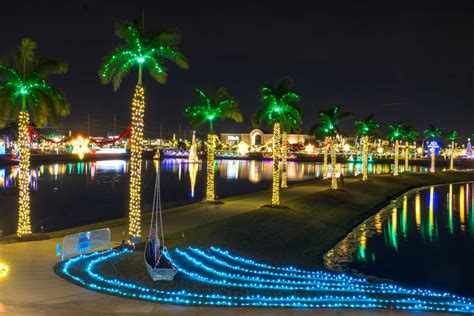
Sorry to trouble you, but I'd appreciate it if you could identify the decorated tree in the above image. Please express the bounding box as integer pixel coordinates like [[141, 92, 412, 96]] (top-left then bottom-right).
[[388, 123, 404, 176], [401, 124, 419, 172], [424, 125, 442, 173], [0, 38, 70, 237], [99, 19, 188, 241], [354, 115, 380, 181], [185, 87, 242, 202], [311, 106, 351, 189], [447, 130, 458, 170], [255, 78, 302, 205]]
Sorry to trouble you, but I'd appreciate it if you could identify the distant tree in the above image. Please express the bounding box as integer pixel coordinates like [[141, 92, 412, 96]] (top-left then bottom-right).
[[401, 124, 419, 172]]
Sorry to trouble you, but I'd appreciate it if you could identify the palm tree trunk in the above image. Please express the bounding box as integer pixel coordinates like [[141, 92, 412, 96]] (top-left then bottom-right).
[[430, 143, 435, 173], [138, 63, 143, 85], [362, 136, 368, 181], [331, 137, 338, 189], [323, 137, 328, 179], [271, 123, 281, 206], [205, 133, 216, 202], [393, 140, 399, 176], [404, 141, 409, 172], [128, 84, 145, 242], [450, 141, 455, 170], [17, 103, 32, 237], [281, 132, 287, 188]]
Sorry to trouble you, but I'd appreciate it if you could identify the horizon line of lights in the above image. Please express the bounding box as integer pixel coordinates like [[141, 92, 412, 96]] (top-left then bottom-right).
[[59, 248, 473, 313]]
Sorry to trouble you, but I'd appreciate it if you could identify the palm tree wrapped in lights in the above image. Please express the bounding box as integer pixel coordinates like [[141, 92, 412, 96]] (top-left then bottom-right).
[[424, 125, 442, 173], [185, 87, 242, 203], [99, 19, 188, 241], [0, 38, 70, 237], [354, 115, 380, 181], [311, 106, 351, 189], [388, 123, 404, 176], [255, 78, 302, 205], [447, 130, 458, 170], [401, 124, 419, 173]]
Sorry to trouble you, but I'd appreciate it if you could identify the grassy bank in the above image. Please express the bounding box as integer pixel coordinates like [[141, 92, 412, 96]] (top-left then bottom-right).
[[166, 171, 474, 268]]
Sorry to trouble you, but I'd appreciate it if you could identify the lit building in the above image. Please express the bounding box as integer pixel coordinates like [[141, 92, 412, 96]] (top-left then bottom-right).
[[221, 129, 309, 148]]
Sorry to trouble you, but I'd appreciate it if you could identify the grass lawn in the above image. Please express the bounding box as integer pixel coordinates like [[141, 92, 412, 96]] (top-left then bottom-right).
[[165, 171, 474, 269]]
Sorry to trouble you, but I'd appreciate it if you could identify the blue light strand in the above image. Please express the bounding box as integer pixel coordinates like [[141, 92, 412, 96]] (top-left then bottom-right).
[[58, 247, 474, 313]]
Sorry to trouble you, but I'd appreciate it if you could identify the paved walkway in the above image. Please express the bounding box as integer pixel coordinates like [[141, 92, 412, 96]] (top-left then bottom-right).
[[0, 179, 459, 315]]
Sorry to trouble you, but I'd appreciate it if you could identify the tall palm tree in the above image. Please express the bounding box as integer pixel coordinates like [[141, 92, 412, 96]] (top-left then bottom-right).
[[99, 19, 188, 242], [354, 115, 380, 181], [255, 78, 302, 206], [424, 125, 442, 173], [447, 130, 458, 170], [311, 106, 352, 189], [401, 125, 419, 173], [185, 87, 242, 202], [0, 38, 69, 237], [388, 123, 404, 176]]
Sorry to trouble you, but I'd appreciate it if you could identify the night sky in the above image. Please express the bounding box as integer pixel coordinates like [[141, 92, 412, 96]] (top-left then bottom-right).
[[2, 1, 474, 139]]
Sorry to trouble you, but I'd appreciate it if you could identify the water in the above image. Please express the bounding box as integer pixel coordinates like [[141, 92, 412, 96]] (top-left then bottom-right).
[[328, 182, 474, 296], [0, 159, 428, 235]]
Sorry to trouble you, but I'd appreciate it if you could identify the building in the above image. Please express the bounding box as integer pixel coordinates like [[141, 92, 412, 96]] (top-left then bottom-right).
[[221, 129, 309, 147]]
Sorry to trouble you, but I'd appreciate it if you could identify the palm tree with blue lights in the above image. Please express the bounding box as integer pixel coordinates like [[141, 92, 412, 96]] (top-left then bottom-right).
[[185, 87, 242, 203], [99, 19, 188, 241], [0, 38, 70, 237], [255, 78, 302, 205]]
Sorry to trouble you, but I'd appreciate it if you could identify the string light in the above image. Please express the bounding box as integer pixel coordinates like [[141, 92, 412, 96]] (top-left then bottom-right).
[[59, 247, 474, 313], [129, 84, 145, 241], [281, 132, 288, 188], [0, 262, 9, 279], [271, 123, 281, 206], [206, 134, 216, 202], [362, 136, 368, 181], [17, 111, 31, 237], [394, 139, 399, 176], [330, 137, 337, 190], [70, 135, 90, 160], [323, 138, 328, 179]]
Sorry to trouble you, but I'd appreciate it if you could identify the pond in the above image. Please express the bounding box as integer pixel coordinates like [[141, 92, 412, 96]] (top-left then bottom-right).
[[325, 182, 474, 296], [0, 159, 428, 236]]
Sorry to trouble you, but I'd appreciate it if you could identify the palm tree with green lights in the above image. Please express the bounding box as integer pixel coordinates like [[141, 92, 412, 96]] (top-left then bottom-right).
[[401, 124, 419, 173], [388, 123, 404, 176], [311, 106, 351, 189], [185, 87, 242, 203], [424, 125, 442, 173], [447, 130, 458, 170], [255, 78, 302, 205], [99, 19, 188, 241], [0, 38, 70, 237], [354, 115, 380, 181]]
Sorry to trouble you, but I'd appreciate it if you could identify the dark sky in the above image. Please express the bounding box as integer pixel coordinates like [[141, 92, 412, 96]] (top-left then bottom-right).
[[2, 1, 474, 139]]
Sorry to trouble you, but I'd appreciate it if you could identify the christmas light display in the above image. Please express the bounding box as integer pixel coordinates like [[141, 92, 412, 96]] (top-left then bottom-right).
[[272, 123, 281, 205], [330, 137, 337, 189], [424, 125, 442, 173], [206, 134, 216, 202], [129, 85, 145, 240], [70, 135, 90, 160], [0, 262, 9, 279], [401, 125, 418, 173], [184, 87, 242, 203], [59, 247, 474, 313], [281, 132, 288, 188], [17, 111, 31, 236], [447, 130, 458, 170], [388, 123, 404, 176], [323, 139, 328, 178], [354, 115, 379, 181]]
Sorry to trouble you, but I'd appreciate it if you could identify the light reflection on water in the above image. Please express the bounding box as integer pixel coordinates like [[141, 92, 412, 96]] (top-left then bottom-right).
[[327, 182, 474, 296], [0, 159, 428, 235]]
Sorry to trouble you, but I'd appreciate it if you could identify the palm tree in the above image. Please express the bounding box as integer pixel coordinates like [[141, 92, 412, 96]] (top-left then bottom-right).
[[388, 123, 404, 176], [185, 87, 242, 202], [0, 38, 69, 237], [447, 130, 458, 170], [255, 78, 302, 205], [354, 115, 380, 181], [401, 125, 419, 173], [99, 19, 188, 242], [424, 125, 442, 173], [311, 106, 352, 189]]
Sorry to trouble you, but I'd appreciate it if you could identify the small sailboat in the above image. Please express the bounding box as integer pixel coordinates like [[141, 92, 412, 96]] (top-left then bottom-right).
[[144, 163, 177, 281], [188, 131, 199, 163]]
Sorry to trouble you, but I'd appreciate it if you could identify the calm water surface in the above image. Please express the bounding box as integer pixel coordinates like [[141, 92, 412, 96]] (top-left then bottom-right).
[[327, 182, 474, 296], [0, 159, 428, 235]]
